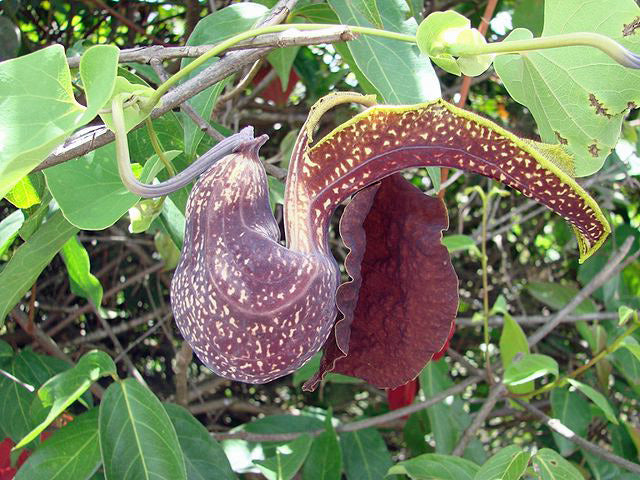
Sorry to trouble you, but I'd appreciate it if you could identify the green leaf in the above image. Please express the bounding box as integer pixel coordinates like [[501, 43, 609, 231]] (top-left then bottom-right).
[[0, 44, 119, 198], [292, 352, 362, 386], [441, 234, 480, 255], [163, 403, 237, 480], [302, 415, 342, 480], [550, 387, 590, 455], [620, 337, 640, 363], [0, 211, 78, 326], [499, 314, 534, 395], [525, 282, 597, 314], [99, 378, 187, 480], [267, 47, 301, 90], [181, 3, 267, 158], [14, 409, 101, 480], [0, 209, 24, 256], [0, 349, 70, 443], [473, 445, 530, 480], [618, 306, 637, 325], [255, 434, 313, 480], [0, 339, 12, 364], [328, 0, 440, 103], [567, 378, 619, 425], [503, 353, 559, 386], [340, 428, 394, 480], [388, 453, 480, 479], [531, 448, 582, 480], [158, 194, 186, 250], [494, 0, 640, 176], [18, 190, 52, 241], [44, 144, 179, 230], [352, 0, 384, 28], [419, 361, 484, 463], [511, 0, 544, 37], [61, 236, 103, 307], [5, 172, 45, 208], [14, 350, 115, 449]]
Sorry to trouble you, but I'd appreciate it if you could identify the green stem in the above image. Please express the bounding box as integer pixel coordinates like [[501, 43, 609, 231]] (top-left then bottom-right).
[[447, 32, 639, 68], [145, 117, 175, 177], [521, 321, 640, 398], [143, 23, 416, 111]]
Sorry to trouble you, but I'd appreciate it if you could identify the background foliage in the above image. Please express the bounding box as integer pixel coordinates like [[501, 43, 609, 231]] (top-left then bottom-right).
[[0, 0, 639, 479]]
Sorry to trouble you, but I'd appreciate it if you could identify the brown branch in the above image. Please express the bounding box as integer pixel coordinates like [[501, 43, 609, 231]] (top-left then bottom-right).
[[455, 312, 619, 328], [211, 374, 484, 442], [528, 237, 637, 347], [452, 383, 505, 456], [174, 341, 193, 407], [515, 400, 640, 475]]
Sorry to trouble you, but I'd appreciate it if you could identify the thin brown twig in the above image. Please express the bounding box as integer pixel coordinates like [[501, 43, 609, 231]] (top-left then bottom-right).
[[452, 383, 506, 455], [528, 237, 637, 347], [515, 399, 640, 475]]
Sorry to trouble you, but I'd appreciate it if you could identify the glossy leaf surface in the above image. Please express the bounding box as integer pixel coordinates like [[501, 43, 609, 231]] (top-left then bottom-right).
[[388, 453, 480, 479]]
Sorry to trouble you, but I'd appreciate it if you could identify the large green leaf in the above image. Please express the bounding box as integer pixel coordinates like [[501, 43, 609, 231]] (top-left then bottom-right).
[[163, 403, 237, 480], [550, 387, 590, 456], [254, 434, 313, 480], [44, 144, 180, 230], [302, 415, 342, 480], [473, 445, 530, 480], [61, 236, 103, 307], [15, 350, 115, 449], [503, 353, 559, 386], [532, 448, 583, 480], [15, 409, 101, 480], [328, 0, 440, 103], [0, 44, 119, 198], [99, 378, 187, 480], [388, 453, 480, 479], [340, 428, 394, 480], [181, 3, 267, 158], [494, 0, 640, 176], [0, 211, 78, 326]]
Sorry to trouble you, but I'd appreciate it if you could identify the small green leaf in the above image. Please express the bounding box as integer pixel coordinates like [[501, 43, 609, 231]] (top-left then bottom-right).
[[388, 453, 480, 479], [0, 211, 78, 326], [416, 10, 469, 75], [5, 173, 45, 208], [531, 448, 583, 480], [473, 445, 530, 480], [441, 234, 480, 255], [0, 209, 24, 257], [254, 434, 313, 480], [98, 76, 156, 133], [267, 47, 300, 90], [503, 354, 559, 386], [14, 350, 115, 449], [618, 306, 636, 325], [0, 44, 118, 198], [302, 415, 342, 480], [14, 409, 102, 480], [340, 428, 394, 480], [99, 378, 187, 480], [550, 387, 590, 455], [499, 314, 534, 395], [164, 403, 237, 480], [567, 378, 619, 425], [61, 236, 103, 307]]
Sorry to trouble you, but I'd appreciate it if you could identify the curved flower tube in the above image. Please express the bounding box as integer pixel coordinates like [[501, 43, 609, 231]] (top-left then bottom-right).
[[170, 93, 610, 388]]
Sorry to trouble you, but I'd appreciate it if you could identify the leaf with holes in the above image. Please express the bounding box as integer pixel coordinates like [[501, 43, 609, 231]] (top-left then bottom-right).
[[494, 0, 640, 176], [532, 448, 583, 480]]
